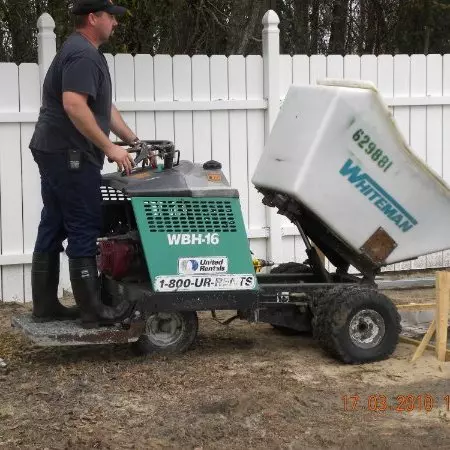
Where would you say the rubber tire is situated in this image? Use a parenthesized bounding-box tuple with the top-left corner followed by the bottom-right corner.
(312, 285, 401, 364)
(270, 262, 311, 274)
(133, 311, 198, 355)
(269, 262, 311, 334)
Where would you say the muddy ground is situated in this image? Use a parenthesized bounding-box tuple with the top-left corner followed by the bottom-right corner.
(0, 288, 449, 449)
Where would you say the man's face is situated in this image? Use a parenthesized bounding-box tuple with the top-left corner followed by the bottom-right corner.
(91, 11, 118, 43)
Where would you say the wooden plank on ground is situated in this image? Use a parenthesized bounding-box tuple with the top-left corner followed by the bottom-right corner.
(396, 303, 436, 311)
(410, 319, 436, 362)
(377, 277, 435, 290)
(400, 330, 449, 363)
(436, 271, 450, 361)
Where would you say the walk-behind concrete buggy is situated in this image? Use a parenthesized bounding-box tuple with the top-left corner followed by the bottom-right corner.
(13, 80, 450, 364)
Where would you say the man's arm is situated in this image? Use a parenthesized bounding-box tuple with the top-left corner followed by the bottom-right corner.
(63, 91, 134, 174)
(110, 104, 138, 144)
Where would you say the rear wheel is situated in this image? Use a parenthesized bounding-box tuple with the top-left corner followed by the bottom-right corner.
(269, 262, 312, 335)
(312, 286, 400, 364)
(133, 311, 198, 355)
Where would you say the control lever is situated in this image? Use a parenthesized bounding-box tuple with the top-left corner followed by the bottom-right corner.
(108, 140, 179, 176)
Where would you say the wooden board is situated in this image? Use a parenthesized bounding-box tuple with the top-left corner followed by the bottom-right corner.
(436, 271, 450, 361)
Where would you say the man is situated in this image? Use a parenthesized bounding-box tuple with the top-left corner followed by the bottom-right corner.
(29, 0, 140, 328)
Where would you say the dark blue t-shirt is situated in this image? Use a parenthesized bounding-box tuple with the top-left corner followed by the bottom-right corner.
(30, 32, 112, 167)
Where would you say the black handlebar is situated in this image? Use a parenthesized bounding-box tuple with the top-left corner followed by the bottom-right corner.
(109, 140, 180, 175)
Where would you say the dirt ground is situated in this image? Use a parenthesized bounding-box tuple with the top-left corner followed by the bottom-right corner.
(0, 288, 449, 450)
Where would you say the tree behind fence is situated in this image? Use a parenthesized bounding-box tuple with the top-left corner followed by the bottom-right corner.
(3, 1, 450, 63)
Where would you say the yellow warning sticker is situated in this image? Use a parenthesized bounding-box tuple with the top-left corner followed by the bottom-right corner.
(207, 173, 222, 182)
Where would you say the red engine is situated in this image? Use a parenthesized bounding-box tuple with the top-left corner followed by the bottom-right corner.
(97, 240, 138, 279)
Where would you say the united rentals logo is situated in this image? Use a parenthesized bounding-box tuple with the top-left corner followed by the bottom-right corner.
(179, 259, 200, 273)
(339, 158, 418, 233)
(178, 257, 228, 274)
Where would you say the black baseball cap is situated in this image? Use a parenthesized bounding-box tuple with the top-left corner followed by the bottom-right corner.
(71, 0, 128, 16)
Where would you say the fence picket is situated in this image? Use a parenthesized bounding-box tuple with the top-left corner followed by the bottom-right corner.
(410, 55, 427, 163)
(376, 55, 396, 272)
(426, 54, 444, 268)
(210, 55, 230, 181)
(327, 55, 343, 79)
(344, 55, 360, 80)
(443, 55, 450, 266)
(102, 53, 117, 174)
(393, 55, 412, 271)
(134, 54, 156, 141)
(360, 55, 378, 86)
(292, 55, 310, 85)
(309, 55, 326, 85)
(114, 53, 136, 137)
(278, 55, 296, 263)
(292, 55, 310, 265)
(0, 63, 23, 302)
(192, 55, 211, 164)
(228, 56, 249, 229)
(246, 55, 267, 261)
(154, 55, 174, 141)
(409, 55, 428, 270)
(20, 64, 41, 302)
(173, 55, 193, 162)
(280, 55, 293, 99)
(104, 53, 116, 101)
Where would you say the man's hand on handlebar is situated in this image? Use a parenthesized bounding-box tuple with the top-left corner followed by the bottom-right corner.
(104, 143, 135, 175)
(131, 140, 158, 168)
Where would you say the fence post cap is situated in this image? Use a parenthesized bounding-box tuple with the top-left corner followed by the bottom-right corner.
(262, 10, 280, 28)
(37, 13, 55, 29)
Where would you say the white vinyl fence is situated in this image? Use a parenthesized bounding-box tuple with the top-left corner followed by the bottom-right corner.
(1, 10, 450, 302)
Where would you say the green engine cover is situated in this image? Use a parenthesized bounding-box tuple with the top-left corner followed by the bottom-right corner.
(131, 197, 257, 292)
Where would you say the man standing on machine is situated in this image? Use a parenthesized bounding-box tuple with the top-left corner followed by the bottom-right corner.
(29, 0, 141, 328)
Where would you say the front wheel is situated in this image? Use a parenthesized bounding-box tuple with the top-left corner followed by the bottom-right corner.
(133, 311, 198, 355)
(312, 286, 401, 364)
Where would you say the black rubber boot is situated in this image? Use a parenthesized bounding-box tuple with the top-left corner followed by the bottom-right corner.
(69, 257, 130, 329)
(32, 252, 79, 322)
